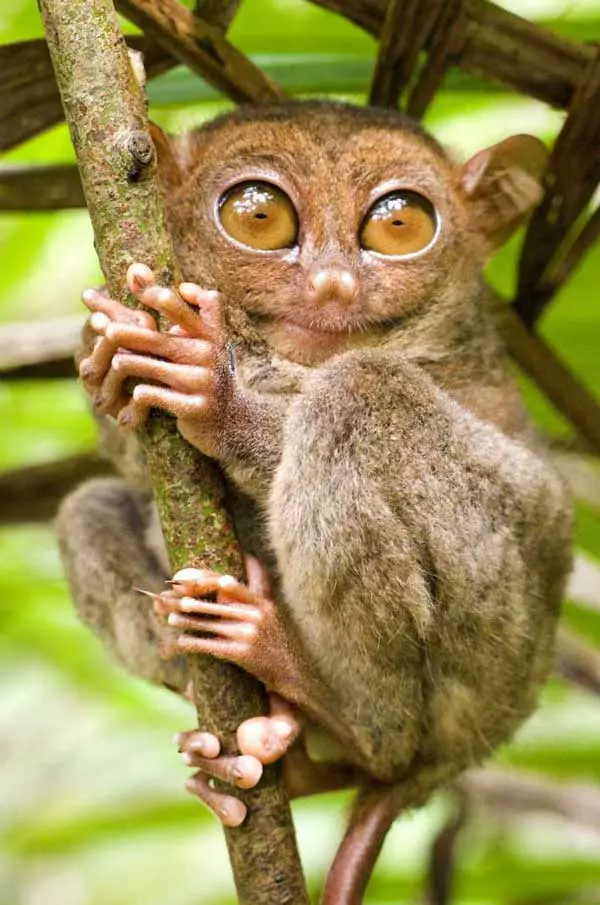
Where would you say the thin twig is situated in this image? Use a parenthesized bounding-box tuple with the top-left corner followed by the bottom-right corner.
(115, 0, 285, 103)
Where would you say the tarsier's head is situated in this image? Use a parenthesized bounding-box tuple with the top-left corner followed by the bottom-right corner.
(154, 101, 547, 364)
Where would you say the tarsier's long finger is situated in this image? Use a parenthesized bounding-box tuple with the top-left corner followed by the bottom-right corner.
(122, 385, 207, 427)
(181, 750, 263, 791)
(79, 314, 120, 387)
(167, 613, 256, 640)
(110, 353, 212, 395)
(185, 773, 247, 828)
(127, 264, 222, 339)
(237, 695, 303, 765)
(82, 287, 157, 330)
(179, 282, 224, 338)
(118, 385, 209, 427)
(102, 321, 212, 366)
(174, 729, 220, 759)
(244, 554, 274, 600)
(176, 634, 247, 662)
(140, 285, 207, 336)
(170, 568, 263, 606)
(158, 593, 260, 623)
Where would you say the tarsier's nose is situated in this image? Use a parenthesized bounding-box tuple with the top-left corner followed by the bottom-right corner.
(307, 266, 359, 305)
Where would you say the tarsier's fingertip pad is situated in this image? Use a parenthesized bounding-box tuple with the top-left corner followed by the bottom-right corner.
(89, 312, 109, 331)
(178, 283, 218, 305)
(126, 262, 155, 293)
(185, 777, 247, 827)
(79, 360, 94, 380)
(217, 799, 247, 828)
(171, 568, 205, 583)
(231, 755, 263, 789)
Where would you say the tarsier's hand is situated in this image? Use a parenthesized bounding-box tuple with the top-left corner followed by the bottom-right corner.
(78, 263, 236, 459)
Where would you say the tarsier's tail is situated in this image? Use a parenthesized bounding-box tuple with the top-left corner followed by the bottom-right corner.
(321, 782, 404, 905)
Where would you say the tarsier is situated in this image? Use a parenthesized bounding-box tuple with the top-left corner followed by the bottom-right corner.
(57, 101, 573, 903)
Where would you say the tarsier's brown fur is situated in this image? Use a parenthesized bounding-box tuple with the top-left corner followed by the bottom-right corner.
(57, 101, 573, 902)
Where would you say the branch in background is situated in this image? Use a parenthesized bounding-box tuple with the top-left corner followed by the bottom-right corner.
(458, 766, 600, 832)
(369, 0, 424, 107)
(425, 796, 468, 905)
(0, 315, 82, 378)
(0, 453, 113, 525)
(115, 0, 284, 103)
(551, 448, 600, 510)
(0, 36, 173, 152)
(555, 627, 600, 697)
(0, 164, 84, 212)
(0, 0, 248, 154)
(495, 305, 600, 456)
(38, 1, 307, 902)
(194, 0, 241, 29)
(310, 0, 593, 108)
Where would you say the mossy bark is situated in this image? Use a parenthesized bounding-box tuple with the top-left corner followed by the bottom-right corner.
(39, 1, 307, 902)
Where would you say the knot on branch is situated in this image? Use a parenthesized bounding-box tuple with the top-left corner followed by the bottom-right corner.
(124, 129, 155, 181)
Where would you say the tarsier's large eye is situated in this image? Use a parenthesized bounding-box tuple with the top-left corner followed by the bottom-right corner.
(360, 190, 437, 256)
(218, 181, 298, 251)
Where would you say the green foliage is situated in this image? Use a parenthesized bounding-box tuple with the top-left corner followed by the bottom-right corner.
(1, 1, 600, 903)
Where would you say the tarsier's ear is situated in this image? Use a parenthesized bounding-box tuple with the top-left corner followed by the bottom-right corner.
(458, 135, 549, 251)
(149, 122, 185, 190)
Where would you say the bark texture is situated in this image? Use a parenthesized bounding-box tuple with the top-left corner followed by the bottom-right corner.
(38, 2, 307, 902)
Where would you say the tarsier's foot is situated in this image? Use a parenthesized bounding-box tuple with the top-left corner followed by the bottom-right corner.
(78, 264, 232, 457)
(174, 693, 303, 827)
(174, 693, 361, 825)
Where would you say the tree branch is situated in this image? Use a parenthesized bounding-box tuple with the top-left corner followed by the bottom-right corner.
(115, 0, 285, 103)
(38, 2, 307, 903)
(0, 453, 114, 524)
(458, 766, 600, 832)
(495, 304, 600, 456)
(0, 164, 84, 211)
(0, 315, 82, 378)
(0, 36, 173, 152)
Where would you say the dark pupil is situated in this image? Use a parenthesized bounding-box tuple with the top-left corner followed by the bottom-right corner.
(255, 212, 268, 220)
(392, 219, 404, 226)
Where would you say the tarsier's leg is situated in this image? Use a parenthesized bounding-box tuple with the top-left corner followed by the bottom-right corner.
(56, 478, 189, 693)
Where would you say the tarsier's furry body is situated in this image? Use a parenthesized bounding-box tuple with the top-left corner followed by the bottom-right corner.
(57, 102, 573, 903)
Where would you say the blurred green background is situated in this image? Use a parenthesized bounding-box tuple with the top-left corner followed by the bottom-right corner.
(1, 1, 600, 903)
